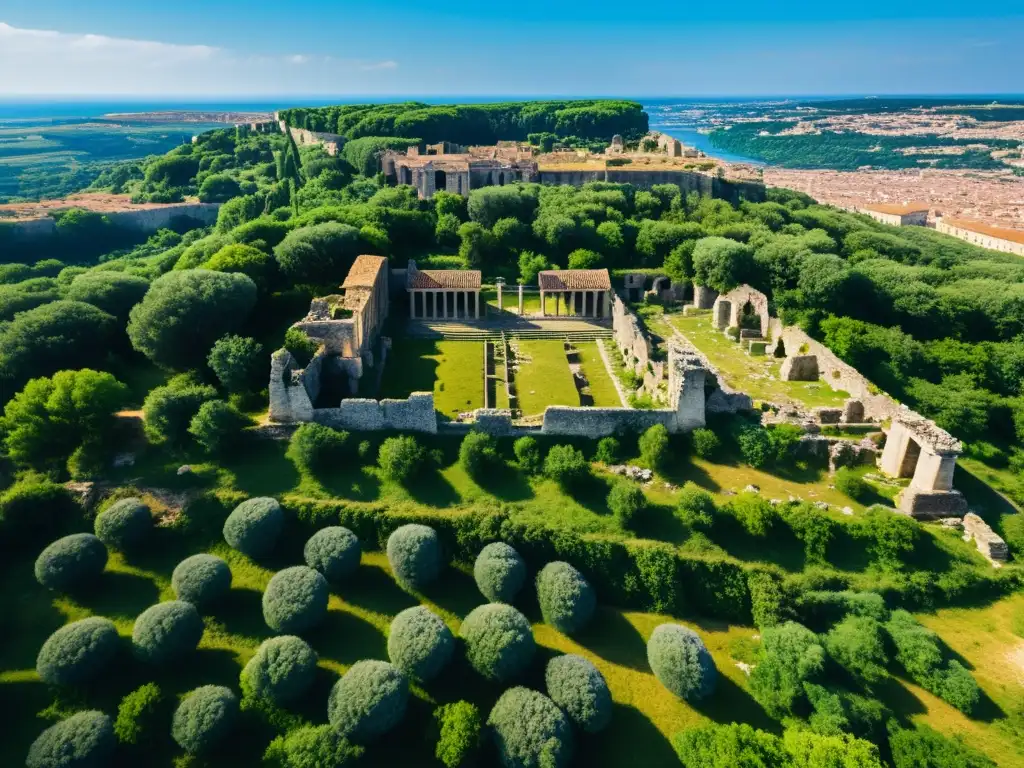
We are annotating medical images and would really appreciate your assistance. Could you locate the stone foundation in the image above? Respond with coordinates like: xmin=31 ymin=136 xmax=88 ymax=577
xmin=842 ymin=399 xmax=865 ymax=423
xmin=813 ymin=407 xmax=843 ymax=425
xmin=895 ymin=487 xmax=968 ymax=519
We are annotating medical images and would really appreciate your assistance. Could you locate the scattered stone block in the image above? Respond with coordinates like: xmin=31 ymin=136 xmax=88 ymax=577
xmin=780 ymin=355 xmax=819 ymax=381
xmin=841 ymin=399 xmax=865 ymax=423
xmin=177 ymin=465 xmax=193 ymax=476
xmin=828 ymin=440 xmax=879 ymax=472
xmin=739 ymin=329 xmax=762 ymax=341
xmin=744 ymin=485 xmax=760 ymax=494
xmin=813 ymin=407 xmax=843 ymax=425
xmin=962 ymin=512 xmax=1009 ymax=564
xmin=939 ymin=517 xmax=963 ymax=529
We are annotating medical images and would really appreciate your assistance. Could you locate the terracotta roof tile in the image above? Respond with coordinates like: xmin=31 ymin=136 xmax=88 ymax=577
xmin=538 ymin=269 xmax=611 ymax=291
xmin=409 ymin=269 xmax=482 ymax=290
xmin=341 ymin=255 xmax=387 ymax=288
xmin=861 ymin=202 xmax=930 ymax=216
xmin=945 ymin=218 xmax=1024 ymax=246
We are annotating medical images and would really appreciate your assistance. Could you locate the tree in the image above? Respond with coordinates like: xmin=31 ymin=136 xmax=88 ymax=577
xmin=207 ymin=334 xmax=266 ymax=394
xmin=198 ymin=173 xmax=242 ymax=203
xmin=1 ymin=369 xmax=128 ymax=472
xmin=568 ymin=248 xmax=604 ymax=269
xmin=172 ymin=554 xmax=232 ymax=607
xmin=132 ymin=600 xmax=203 ymax=664
xmin=94 ymin=497 xmax=152 ymax=552
xmin=223 ymin=496 xmax=285 ymax=558
xmin=35 ymin=533 xmax=108 ymax=591
xmin=749 ymin=621 xmax=825 ymax=717
xmin=782 ymin=729 xmax=883 ymax=768
xmin=128 ymin=270 xmax=257 ymax=369
xmin=468 ymin=185 xmax=538 ymax=229
xmin=536 ymin=561 xmax=597 ymax=634
xmin=888 ymin=724 xmax=995 ymax=768
xmin=728 ymin=492 xmax=777 ymax=536
xmin=664 ymin=241 xmax=697 ymax=283
xmin=690 ymin=428 xmax=720 ymax=459
xmin=459 ymin=603 xmax=536 ymax=682
xmin=26 ymin=711 xmax=115 ymax=768
xmin=36 ymin=617 xmax=120 ymax=687
xmin=273 ymin=222 xmax=363 ymax=285
xmin=262 ymin=566 xmax=330 ymax=634
xmin=264 ymin=725 xmax=363 ymax=768
xmin=387 ymin=606 xmax=455 ymax=681
xmin=189 ymin=399 xmax=251 ymax=454
xmin=386 ymin=523 xmax=442 ymax=590
xmin=672 ymin=723 xmax=785 ymax=768
xmin=304 ymin=526 xmax=361 ymax=582
xmin=0 ymin=301 xmax=116 ymax=393
xmin=241 ymin=635 xmax=318 ymax=704
xmin=594 ymin=436 xmax=620 ymax=464
xmin=647 ymin=623 xmax=717 ymax=701
xmin=114 ymin=683 xmax=163 ymax=746
xmin=639 ymin=423 xmax=671 ymax=470
xmin=545 ymin=654 xmax=612 ymax=733
xmin=142 ymin=375 xmax=218 ymax=446
xmin=544 ymin=444 xmax=589 ymax=487
xmin=518 ymin=251 xmax=550 ymax=285
xmin=65 ymin=272 xmax=150 ymax=322
xmin=458 ymin=222 xmax=496 ymax=269
xmin=378 ymin=435 xmax=425 ymax=484
xmin=487 ymin=687 xmax=574 ymax=768
xmin=171 ymin=685 xmax=238 ymax=754
xmin=288 ymin=423 xmax=352 ymax=474
xmin=327 ymin=660 xmax=410 ymax=742
xmin=459 ymin=430 xmax=500 ymax=478
xmin=202 ymin=244 xmax=277 ymax=288
xmin=608 ymin=481 xmax=645 ymax=528
xmin=835 ymin=467 xmax=869 ymax=501
xmin=825 ymin=615 xmax=889 ymax=685
xmin=513 ymin=435 xmax=542 ymax=473
xmin=692 ymin=236 xmax=755 ymax=293
xmin=433 ymin=701 xmax=482 ymax=768
xmin=474 ymin=542 xmax=527 ymax=603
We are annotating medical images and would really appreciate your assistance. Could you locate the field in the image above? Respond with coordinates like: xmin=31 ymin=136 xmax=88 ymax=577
xmin=378 ymin=339 xmax=484 ymax=419
xmin=577 ymin=342 xmax=623 ymax=407
xmin=514 ymin=340 xmax=582 ymax=416
xmin=668 ymin=311 xmax=850 ymax=409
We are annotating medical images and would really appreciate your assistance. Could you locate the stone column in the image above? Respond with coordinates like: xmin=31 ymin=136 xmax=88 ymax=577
xmin=911 ymin=449 xmax=957 ymax=492
xmin=555 ymin=293 xmax=560 ymax=316
xmin=540 ymin=290 xmax=545 ymax=316
xmin=431 ymin=291 xmax=437 ymax=318
xmin=603 ymin=291 xmax=611 ymax=318
xmin=410 ymin=291 xmax=417 ymax=319
xmin=475 ymin=291 xmax=481 ymax=319
xmin=518 ymin=284 xmax=524 ymax=316
xmin=880 ymin=421 xmax=913 ymax=478
xmin=441 ymin=291 xmax=448 ymax=319
xmin=496 ymin=282 xmax=503 ymax=312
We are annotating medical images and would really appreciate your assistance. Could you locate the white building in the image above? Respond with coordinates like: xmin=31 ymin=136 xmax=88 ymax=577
xmin=935 ymin=218 xmax=1024 ymax=257
xmin=858 ymin=202 xmax=930 ymax=227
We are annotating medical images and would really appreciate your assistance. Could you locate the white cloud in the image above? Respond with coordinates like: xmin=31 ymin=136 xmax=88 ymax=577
xmin=0 ymin=21 xmax=399 ymax=94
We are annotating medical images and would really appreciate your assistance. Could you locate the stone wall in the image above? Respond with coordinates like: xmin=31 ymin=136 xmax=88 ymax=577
xmin=313 ymin=393 xmax=437 ymax=433
xmin=288 ymin=126 xmax=345 ymax=156
xmin=1 ymin=203 xmax=219 ymax=242
xmin=712 ymin=284 xmax=770 ymax=337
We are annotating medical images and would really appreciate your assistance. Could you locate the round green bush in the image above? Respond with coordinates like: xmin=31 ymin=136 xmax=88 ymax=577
xmin=835 ymin=467 xmax=869 ymax=502
xmin=262 ymin=566 xmax=329 ymax=634
xmin=473 ymin=542 xmax=526 ymax=603
xmin=132 ymin=600 xmax=204 ymax=663
xmin=240 ymin=635 xmax=318 ymax=704
xmin=545 ymin=654 xmax=612 ymax=733
xmin=536 ymin=561 xmax=596 ymax=635
xmin=487 ymin=687 xmax=574 ymax=768
xmin=263 ymin=724 xmax=364 ymax=768
xmin=26 ymin=711 xmax=115 ymax=768
xmin=93 ymin=497 xmax=152 ymax=551
xmin=543 ymin=444 xmax=588 ymax=487
xmin=36 ymin=617 xmax=120 ymax=687
xmin=607 ymin=481 xmax=646 ymax=528
xmin=459 ymin=603 xmax=536 ymax=682
xmin=386 ymin=524 xmax=441 ymax=591
xmin=377 ymin=435 xmax=424 ymax=483
xmin=34 ymin=533 xmax=108 ymax=591
xmin=171 ymin=553 xmax=232 ymax=607
xmin=288 ymin=423 xmax=352 ymax=474
xmin=691 ymin=428 xmax=720 ymax=459
xmin=387 ymin=606 xmax=454 ymax=682
xmin=304 ymin=526 xmax=361 ymax=582
xmin=327 ymin=659 xmax=409 ymax=742
xmin=647 ymin=623 xmax=717 ymax=701
xmin=222 ymin=496 xmax=284 ymax=558
xmin=459 ymin=430 xmax=499 ymax=478
xmin=171 ymin=685 xmax=238 ymax=754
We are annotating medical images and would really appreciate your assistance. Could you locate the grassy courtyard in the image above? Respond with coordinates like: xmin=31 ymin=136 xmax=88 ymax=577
xmin=668 ymin=311 xmax=850 ymax=409
xmin=514 ymin=340 xmax=581 ymax=416
xmin=379 ymin=339 xmax=484 ymax=419
xmin=578 ymin=341 xmax=624 ymax=407
xmin=482 ymin=287 xmax=543 ymax=316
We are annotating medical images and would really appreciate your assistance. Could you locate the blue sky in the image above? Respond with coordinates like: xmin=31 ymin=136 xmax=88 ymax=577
xmin=1 ymin=1 xmax=1021 ymax=96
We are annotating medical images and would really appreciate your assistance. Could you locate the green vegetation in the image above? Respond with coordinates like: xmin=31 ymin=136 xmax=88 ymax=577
xmin=579 ymin=342 xmax=622 ymax=406
xmin=380 ymin=340 xmax=484 ymax=419
xmin=515 ymin=340 xmax=580 ymax=416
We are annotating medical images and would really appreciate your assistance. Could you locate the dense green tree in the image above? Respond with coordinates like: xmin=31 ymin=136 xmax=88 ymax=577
xmin=433 ymin=701 xmax=482 ymax=768
xmin=692 ymin=236 xmax=756 ymax=293
xmin=142 ymin=375 xmax=218 ymax=446
xmin=273 ymin=222 xmax=363 ymax=285
xmin=207 ymin=334 xmax=266 ymax=394
xmin=198 ymin=173 xmax=242 ymax=203
xmin=65 ymin=272 xmax=150 ymax=321
xmin=189 ymin=399 xmax=251 ymax=454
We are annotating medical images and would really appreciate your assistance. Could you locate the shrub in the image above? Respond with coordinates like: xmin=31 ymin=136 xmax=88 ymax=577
xmin=386 ymin=523 xmax=442 ymax=591
xmin=647 ymin=623 xmax=717 ymax=701
xmin=189 ymin=399 xmax=251 ymax=454
xmin=747 ymin=571 xmax=785 ymax=629
xmin=861 ymin=509 xmax=918 ymax=571
xmin=0 ymin=476 xmax=78 ymax=538
xmin=676 ymin=482 xmax=716 ymax=528
xmin=783 ymin=503 xmax=836 ymax=565
xmin=691 ymin=428 xmax=720 ymax=459
xmin=284 ymin=327 xmax=319 ymax=367
xmin=262 ymin=566 xmax=330 ymax=634
xmin=327 ymin=659 xmax=410 ymax=742
xmin=672 ymin=723 xmax=785 ymax=768
xmin=208 ymin=334 xmax=265 ymax=394
xmin=171 ymin=553 xmax=232 ymax=607
xmin=536 ymin=561 xmax=597 ymax=635
xmin=94 ymin=497 xmax=151 ymax=551
xmin=434 ymin=701 xmax=482 ymax=768
xmin=288 ymin=423 xmax=351 ymax=474
xmin=114 ymin=682 xmax=162 ymax=745
xmin=835 ymin=467 xmax=869 ymax=501
xmin=737 ymin=425 xmax=772 ymax=468
xmin=638 ymin=424 xmax=671 ymax=469
xmin=782 ymin=729 xmax=883 ymax=768
xmin=223 ymin=496 xmax=284 ymax=558
xmin=241 ymin=635 xmax=318 ymax=704
xmin=378 ymin=435 xmax=424 ymax=483
xmin=824 ymin=615 xmax=888 ymax=685
xmin=171 ymin=685 xmax=239 ymax=754
xmin=514 ymin=436 xmax=542 ymax=474
xmin=749 ymin=621 xmax=824 ymax=717
xmin=460 ymin=603 xmax=536 ymax=682
xmin=888 ymin=724 xmax=995 ymax=768
xmin=487 ymin=687 xmax=574 ymax=768
xmin=132 ymin=600 xmax=204 ymax=663
xmin=34 ymin=533 xmax=107 ymax=591
xmin=65 ymin=271 xmax=150 ymax=321
xmin=26 ymin=711 xmax=115 ymax=768
xmin=939 ymin=660 xmax=982 ymax=715
xmin=36 ymin=616 xmax=120 ymax=686
xmin=142 ymin=376 xmax=218 ymax=446
xmin=387 ymin=606 xmax=455 ymax=681
xmin=728 ymin=492 xmax=777 ymax=536
xmin=474 ymin=542 xmax=526 ymax=603
xmin=545 ymin=654 xmax=612 ymax=733
xmin=304 ymin=526 xmax=361 ymax=582
xmin=607 ymin=481 xmax=646 ymax=528
xmin=593 ymin=436 xmax=620 ymax=464
xmin=796 ymin=590 xmax=888 ymax=629
xmin=264 ymin=725 xmax=364 ymax=768
xmin=543 ymin=444 xmax=589 ymax=487
xmin=459 ymin=430 xmax=500 ymax=478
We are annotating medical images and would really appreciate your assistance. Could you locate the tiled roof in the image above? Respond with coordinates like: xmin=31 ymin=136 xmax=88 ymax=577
xmin=945 ymin=218 xmax=1024 ymax=245
xmin=862 ymin=202 xmax=929 ymax=216
xmin=341 ymin=255 xmax=388 ymax=288
xmin=538 ymin=269 xmax=611 ymax=291
xmin=409 ymin=269 xmax=482 ymax=290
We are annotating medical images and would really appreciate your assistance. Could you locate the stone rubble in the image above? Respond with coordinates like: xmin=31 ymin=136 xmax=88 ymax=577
xmin=962 ymin=512 xmax=1009 ymax=565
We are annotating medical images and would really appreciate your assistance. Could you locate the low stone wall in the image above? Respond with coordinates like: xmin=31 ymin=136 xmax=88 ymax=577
xmin=541 ymin=406 xmax=677 ymax=437
xmin=1 ymin=203 xmax=219 ymax=242
xmin=611 ymin=294 xmax=654 ymax=385
xmin=288 ymin=127 xmax=345 ymax=156
xmin=313 ymin=393 xmax=437 ymax=433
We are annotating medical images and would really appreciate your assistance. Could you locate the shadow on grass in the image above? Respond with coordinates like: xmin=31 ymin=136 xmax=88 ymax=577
xmin=574 ymin=608 xmax=650 ymax=672
xmin=340 ymin=564 xmax=420 ymax=617
xmin=311 ymin=465 xmax=382 ymax=502
xmin=954 ymin=463 xmax=1020 ymax=524
xmin=661 ymin=458 xmax=722 ymax=493
xmin=407 ymin=469 xmax=461 ymax=508
xmin=875 ymin=675 xmax=928 ymax=725
xmin=309 ymin=608 xmax=387 ymax=665
xmin=633 ymin=503 xmax=690 ymax=545
xmin=693 ymin=672 xmax=779 ymax=733
xmin=420 ymin=566 xmax=485 ymax=618
xmin=580 ymin=703 xmax=679 ymax=768
xmin=704 ymin=515 xmax=806 ymax=572
xmin=569 ymin=472 xmax=615 ymax=515
xmin=212 ymin=586 xmax=274 ymax=643
xmin=72 ymin=570 xmax=160 ymax=620
xmin=0 ymin=679 xmax=64 ymax=766
xmin=223 ymin=439 xmax=301 ymax=497
xmin=477 ymin=463 xmax=535 ymax=502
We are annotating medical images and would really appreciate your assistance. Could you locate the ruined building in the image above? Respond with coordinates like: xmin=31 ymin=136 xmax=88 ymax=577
xmin=382 ymin=144 xmax=538 ymax=199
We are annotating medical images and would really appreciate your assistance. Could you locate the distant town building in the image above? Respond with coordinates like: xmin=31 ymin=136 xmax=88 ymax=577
xmin=858 ymin=202 xmax=930 ymax=227
xmin=382 ymin=145 xmax=538 ymax=199
xmin=936 ymin=218 xmax=1024 ymax=257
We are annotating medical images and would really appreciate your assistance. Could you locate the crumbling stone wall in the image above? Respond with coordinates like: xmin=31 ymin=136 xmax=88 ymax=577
xmin=712 ymin=284 xmax=770 ymax=337
xmin=288 ymin=127 xmax=345 ymax=156
xmin=692 ymin=285 xmax=719 ymax=309
xmin=612 ymin=294 xmax=654 ymax=381
xmin=962 ymin=513 xmax=1009 ymax=563
xmin=2 ymin=203 xmax=219 ymax=242
xmin=313 ymin=393 xmax=437 ymax=433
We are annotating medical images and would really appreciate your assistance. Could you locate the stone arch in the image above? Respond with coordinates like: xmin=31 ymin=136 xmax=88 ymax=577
xmin=498 ymin=171 xmax=505 ymax=186
xmin=713 ymin=284 xmax=770 ymax=337
xmin=773 ymin=338 xmax=786 ymax=358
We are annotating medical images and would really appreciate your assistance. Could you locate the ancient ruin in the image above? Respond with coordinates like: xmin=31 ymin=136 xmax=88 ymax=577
xmin=382 ymin=143 xmax=538 ymax=199
xmin=880 ymin=411 xmax=967 ymax=518
xmin=537 ymin=269 xmax=612 ymax=317
xmin=962 ymin=513 xmax=1009 ymax=564
xmin=406 ymin=260 xmax=483 ymax=319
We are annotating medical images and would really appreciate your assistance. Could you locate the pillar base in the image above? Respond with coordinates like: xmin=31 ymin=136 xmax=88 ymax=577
xmin=895 ymin=487 xmax=968 ymax=520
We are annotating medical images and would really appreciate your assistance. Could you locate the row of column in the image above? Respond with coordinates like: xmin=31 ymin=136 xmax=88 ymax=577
xmin=410 ymin=290 xmax=481 ymax=320
xmin=539 ymin=290 xmax=608 ymax=317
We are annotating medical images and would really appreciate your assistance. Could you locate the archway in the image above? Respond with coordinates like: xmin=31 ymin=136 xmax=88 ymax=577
xmin=773 ymin=338 xmax=786 ymax=358
xmin=739 ymin=301 xmax=761 ymax=332
xmin=498 ymin=172 xmax=505 ymax=186
xmin=434 ymin=170 xmax=447 ymax=192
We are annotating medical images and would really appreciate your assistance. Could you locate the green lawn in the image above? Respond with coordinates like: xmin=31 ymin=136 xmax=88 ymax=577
xmin=514 ymin=340 xmax=580 ymax=416
xmin=482 ymin=287 xmax=543 ymax=316
xmin=379 ymin=340 xmax=483 ymax=419
xmin=668 ymin=312 xmax=850 ymax=409
xmin=578 ymin=341 xmax=624 ymax=407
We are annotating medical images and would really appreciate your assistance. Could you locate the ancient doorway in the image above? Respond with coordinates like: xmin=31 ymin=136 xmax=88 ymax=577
xmin=739 ymin=301 xmax=761 ymax=332
xmin=498 ymin=172 xmax=505 ymax=186
xmin=434 ymin=170 xmax=447 ymax=192
xmin=773 ymin=339 xmax=786 ymax=358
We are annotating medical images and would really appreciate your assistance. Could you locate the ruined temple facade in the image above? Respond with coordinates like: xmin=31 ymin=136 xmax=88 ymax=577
xmin=382 ymin=144 xmax=538 ymax=199
xmin=537 ymin=269 xmax=612 ymax=318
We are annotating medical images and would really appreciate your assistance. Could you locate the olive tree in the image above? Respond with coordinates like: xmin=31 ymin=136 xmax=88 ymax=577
xmin=487 ymin=687 xmax=574 ymax=768
xmin=473 ymin=542 xmax=526 ymax=603
xmin=536 ymin=561 xmax=596 ymax=635
xmin=647 ymin=623 xmax=717 ymax=701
